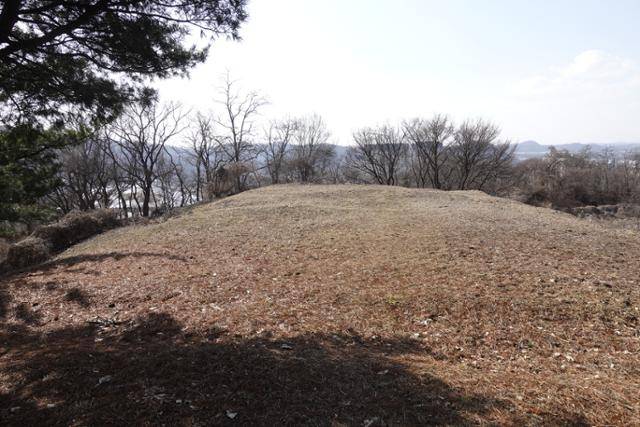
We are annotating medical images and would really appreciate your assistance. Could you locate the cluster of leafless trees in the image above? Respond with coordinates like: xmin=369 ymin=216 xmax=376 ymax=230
xmin=345 ymin=115 xmax=515 ymax=192
xmin=48 ymin=101 xmax=190 ymax=218
xmin=46 ymin=77 xmax=640 ymax=218
xmin=48 ymin=110 xmax=516 ymax=217
xmin=513 ymin=147 xmax=640 ymax=208
xmin=46 ymin=77 xmax=341 ymax=217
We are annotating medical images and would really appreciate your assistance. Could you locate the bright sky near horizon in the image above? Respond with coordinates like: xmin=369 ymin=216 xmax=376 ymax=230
xmin=156 ymin=0 xmax=640 ymax=146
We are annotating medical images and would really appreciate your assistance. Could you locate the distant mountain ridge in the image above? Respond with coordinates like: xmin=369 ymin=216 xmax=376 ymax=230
xmin=514 ymin=140 xmax=640 ymax=160
xmin=167 ymin=141 xmax=640 ymax=165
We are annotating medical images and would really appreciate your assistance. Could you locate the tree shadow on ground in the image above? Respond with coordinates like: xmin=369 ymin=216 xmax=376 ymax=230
xmin=63 ymin=287 xmax=92 ymax=307
xmin=0 ymin=312 xmax=497 ymax=426
xmin=1 ymin=251 xmax=188 ymax=281
xmin=0 ymin=251 xmax=189 ymax=323
xmin=34 ymin=251 xmax=187 ymax=273
xmin=0 ymin=286 xmax=9 ymax=320
xmin=0 ymin=312 xmax=591 ymax=426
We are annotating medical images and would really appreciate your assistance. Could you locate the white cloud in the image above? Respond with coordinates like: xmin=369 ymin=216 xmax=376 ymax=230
xmin=513 ymin=50 xmax=640 ymax=98
xmin=498 ymin=50 xmax=640 ymax=144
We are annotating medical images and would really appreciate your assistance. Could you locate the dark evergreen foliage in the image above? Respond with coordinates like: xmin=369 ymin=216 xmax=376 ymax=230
xmin=0 ymin=0 xmax=248 ymax=220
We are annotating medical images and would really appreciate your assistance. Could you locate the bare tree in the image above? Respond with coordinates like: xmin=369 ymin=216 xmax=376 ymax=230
xmin=188 ymin=112 xmax=225 ymax=201
xmin=214 ymin=74 xmax=267 ymax=193
xmin=326 ymin=155 xmax=345 ymax=184
xmin=44 ymin=116 xmax=119 ymax=213
xmin=595 ymin=147 xmax=619 ymax=199
xmin=621 ymin=150 xmax=640 ymax=201
xmin=156 ymin=148 xmax=195 ymax=210
xmin=48 ymin=133 xmax=115 ymax=212
xmin=348 ymin=125 xmax=407 ymax=185
xmin=105 ymin=100 xmax=187 ymax=217
xmin=404 ymin=115 xmax=454 ymax=189
xmin=311 ymin=143 xmax=338 ymax=181
xmin=289 ymin=114 xmax=334 ymax=183
xmin=155 ymin=151 xmax=179 ymax=211
xmin=263 ymin=118 xmax=297 ymax=184
xmin=449 ymin=119 xmax=514 ymax=191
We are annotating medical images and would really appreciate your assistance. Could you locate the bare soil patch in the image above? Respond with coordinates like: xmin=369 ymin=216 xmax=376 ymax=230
xmin=1 ymin=184 xmax=639 ymax=425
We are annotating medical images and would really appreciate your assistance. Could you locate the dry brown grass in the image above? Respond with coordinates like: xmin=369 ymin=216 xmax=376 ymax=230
xmin=1 ymin=184 xmax=639 ymax=425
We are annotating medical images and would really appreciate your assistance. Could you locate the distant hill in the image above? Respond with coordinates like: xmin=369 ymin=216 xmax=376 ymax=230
xmin=166 ymin=143 xmax=351 ymax=174
xmin=168 ymin=141 xmax=639 ymax=165
xmin=514 ymin=140 xmax=549 ymax=160
xmin=514 ymin=140 xmax=640 ymax=160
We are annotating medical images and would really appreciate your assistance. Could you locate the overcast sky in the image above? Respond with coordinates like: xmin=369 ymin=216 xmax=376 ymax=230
xmin=156 ymin=0 xmax=640 ymax=146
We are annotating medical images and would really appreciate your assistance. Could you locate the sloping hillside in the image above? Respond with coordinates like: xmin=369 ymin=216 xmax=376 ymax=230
xmin=2 ymin=185 xmax=639 ymax=425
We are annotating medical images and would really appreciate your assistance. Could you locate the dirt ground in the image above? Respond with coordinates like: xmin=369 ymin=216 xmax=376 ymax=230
xmin=1 ymin=184 xmax=639 ymax=425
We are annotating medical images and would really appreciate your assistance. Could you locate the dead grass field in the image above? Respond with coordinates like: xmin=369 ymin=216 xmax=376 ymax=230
xmin=1 ymin=184 xmax=639 ymax=425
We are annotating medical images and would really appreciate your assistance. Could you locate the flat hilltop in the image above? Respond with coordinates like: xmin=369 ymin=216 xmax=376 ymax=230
xmin=2 ymin=185 xmax=639 ymax=425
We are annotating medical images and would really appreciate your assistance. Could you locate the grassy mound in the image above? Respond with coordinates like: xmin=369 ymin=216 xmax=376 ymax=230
xmin=1 ymin=185 xmax=639 ymax=425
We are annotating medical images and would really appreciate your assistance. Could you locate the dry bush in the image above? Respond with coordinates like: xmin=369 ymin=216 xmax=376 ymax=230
xmin=513 ymin=148 xmax=640 ymax=209
xmin=3 ymin=209 xmax=120 ymax=271
xmin=32 ymin=209 xmax=119 ymax=251
xmin=204 ymin=162 xmax=252 ymax=199
xmin=619 ymin=204 xmax=640 ymax=218
xmin=5 ymin=237 xmax=50 ymax=269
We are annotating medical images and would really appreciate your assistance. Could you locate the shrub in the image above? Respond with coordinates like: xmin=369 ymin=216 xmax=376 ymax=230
xmin=32 ymin=209 xmax=117 ymax=251
xmin=5 ymin=237 xmax=50 ymax=269
xmin=3 ymin=209 xmax=120 ymax=271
